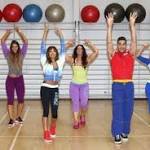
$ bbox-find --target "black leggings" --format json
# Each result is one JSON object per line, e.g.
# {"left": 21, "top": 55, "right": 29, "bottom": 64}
{"left": 40, "top": 86, "right": 59, "bottom": 118}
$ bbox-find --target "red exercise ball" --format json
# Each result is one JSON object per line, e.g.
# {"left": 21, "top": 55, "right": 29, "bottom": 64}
{"left": 0, "top": 10, "right": 3, "bottom": 22}
{"left": 81, "top": 5, "right": 100, "bottom": 23}
{"left": 3, "top": 3, "right": 22, "bottom": 22}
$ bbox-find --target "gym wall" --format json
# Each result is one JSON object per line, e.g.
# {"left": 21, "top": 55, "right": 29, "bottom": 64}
{"left": 0, "top": 0, "right": 149, "bottom": 99}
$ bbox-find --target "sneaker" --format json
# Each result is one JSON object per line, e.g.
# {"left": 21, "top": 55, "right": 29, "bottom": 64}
{"left": 121, "top": 133, "right": 128, "bottom": 142}
{"left": 80, "top": 115, "right": 86, "bottom": 126}
{"left": 114, "top": 135, "right": 122, "bottom": 144}
{"left": 8, "top": 119, "right": 15, "bottom": 128}
{"left": 73, "top": 121, "right": 79, "bottom": 129}
{"left": 15, "top": 117, "right": 23, "bottom": 125}
{"left": 44, "top": 131, "right": 52, "bottom": 143}
{"left": 50, "top": 127, "right": 56, "bottom": 138}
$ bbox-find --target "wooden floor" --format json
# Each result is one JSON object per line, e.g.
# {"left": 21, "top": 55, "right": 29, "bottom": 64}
{"left": 0, "top": 100, "right": 150, "bottom": 150}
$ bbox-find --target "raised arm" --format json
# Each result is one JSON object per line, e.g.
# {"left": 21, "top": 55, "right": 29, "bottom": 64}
{"left": 1, "top": 29, "right": 11, "bottom": 43}
{"left": 136, "top": 43, "right": 150, "bottom": 65}
{"left": 84, "top": 39, "right": 99, "bottom": 64}
{"left": 137, "top": 55, "right": 150, "bottom": 66}
{"left": 129, "top": 12, "right": 137, "bottom": 56}
{"left": 136, "top": 43, "right": 149, "bottom": 57}
{"left": 65, "top": 39, "right": 75, "bottom": 49}
{"left": 106, "top": 13, "right": 114, "bottom": 60}
{"left": 1, "top": 29, "right": 12, "bottom": 57}
{"left": 40, "top": 24, "right": 49, "bottom": 66}
{"left": 65, "top": 39, "right": 75, "bottom": 65}
{"left": 42, "top": 23, "right": 49, "bottom": 41}
{"left": 15, "top": 27, "right": 28, "bottom": 44}
{"left": 54, "top": 27, "right": 65, "bottom": 56}
{"left": 15, "top": 27, "right": 28, "bottom": 56}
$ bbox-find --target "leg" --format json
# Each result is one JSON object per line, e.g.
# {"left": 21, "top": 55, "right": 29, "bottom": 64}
{"left": 145, "top": 82, "right": 150, "bottom": 113}
{"left": 6, "top": 76, "right": 15, "bottom": 125}
{"left": 50, "top": 88, "right": 59, "bottom": 137}
{"left": 123, "top": 82, "right": 134, "bottom": 135}
{"left": 15, "top": 76, "right": 25, "bottom": 120}
{"left": 69, "top": 82, "right": 80, "bottom": 128}
{"left": 79, "top": 83, "right": 89, "bottom": 125}
{"left": 40, "top": 86, "right": 52, "bottom": 142}
{"left": 111, "top": 83, "right": 124, "bottom": 137}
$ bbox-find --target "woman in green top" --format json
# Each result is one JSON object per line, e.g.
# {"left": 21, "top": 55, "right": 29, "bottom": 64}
{"left": 66, "top": 40, "right": 99, "bottom": 129}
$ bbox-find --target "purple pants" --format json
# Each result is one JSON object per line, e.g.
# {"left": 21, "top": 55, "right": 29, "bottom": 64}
{"left": 69, "top": 82, "right": 89, "bottom": 112}
{"left": 6, "top": 75, "right": 25, "bottom": 105}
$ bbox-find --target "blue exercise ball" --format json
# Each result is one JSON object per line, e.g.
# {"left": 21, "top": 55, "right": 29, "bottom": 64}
{"left": 23, "top": 4, "right": 43, "bottom": 22}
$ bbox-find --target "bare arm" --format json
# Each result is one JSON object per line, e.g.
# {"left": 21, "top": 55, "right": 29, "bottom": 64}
{"left": 84, "top": 39, "right": 99, "bottom": 64}
{"left": 42, "top": 23, "right": 49, "bottom": 41}
{"left": 15, "top": 27, "right": 28, "bottom": 44}
{"left": 136, "top": 43, "right": 150, "bottom": 57}
{"left": 1, "top": 30, "right": 13, "bottom": 57}
{"left": 40, "top": 24, "right": 48, "bottom": 65}
{"left": 106, "top": 13, "right": 114, "bottom": 60}
{"left": 65, "top": 55, "right": 73, "bottom": 65}
{"left": 65, "top": 39, "right": 74, "bottom": 65}
{"left": 1, "top": 29, "right": 12, "bottom": 43}
{"left": 54, "top": 27, "right": 64, "bottom": 40}
{"left": 129, "top": 12, "right": 137, "bottom": 56}
{"left": 65, "top": 39, "right": 75, "bottom": 49}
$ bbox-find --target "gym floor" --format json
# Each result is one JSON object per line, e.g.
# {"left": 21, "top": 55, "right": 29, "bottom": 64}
{"left": 0, "top": 100, "right": 150, "bottom": 150}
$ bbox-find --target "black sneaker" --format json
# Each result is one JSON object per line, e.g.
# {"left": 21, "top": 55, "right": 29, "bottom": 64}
{"left": 114, "top": 135, "right": 122, "bottom": 144}
{"left": 8, "top": 119, "right": 15, "bottom": 128}
{"left": 121, "top": 133, "right": 128, "bottom": 142}
{"left": 15, "top": 117, "right": 23, "bottom": 124}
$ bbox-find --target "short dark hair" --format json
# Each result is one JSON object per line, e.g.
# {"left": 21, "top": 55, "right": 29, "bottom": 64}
{"left": 117, "top": 36, "right": 127, "bottom": 44}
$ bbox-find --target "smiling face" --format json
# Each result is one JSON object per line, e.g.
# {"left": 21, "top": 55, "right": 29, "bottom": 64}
{"left": 117, "top": 37, "right": 127, "bottom": 52}
{"left": 10, "top": 40, "right": 20, "bottom": 54}
{"left": 48, "top": 48, "right": 57, "bottom": 59}
{"left": 117, "top": 40, "right": 127, "bottom": 52}
{"left": 46, "top": 46, "right": 59, "bottom": 63}
{"left": 11, "top": 43, "right": 19, "bottom": 53}
{"left": 76, "top": 45, "right": 84, "bottom": 56}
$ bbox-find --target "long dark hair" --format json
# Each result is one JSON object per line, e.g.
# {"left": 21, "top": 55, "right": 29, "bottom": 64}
{"left": 72, "top": 44, "right": 88, "bottom": 68}
{"left": 9, "top": 40, "right": 22, "bottom": 68}
{"left": 46, "top": 46, "right": 59, "bottom": 64}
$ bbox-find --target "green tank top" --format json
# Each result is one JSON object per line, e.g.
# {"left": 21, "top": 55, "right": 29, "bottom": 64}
{"left": 72, "top": 65, "right": 88, "bottom": 84}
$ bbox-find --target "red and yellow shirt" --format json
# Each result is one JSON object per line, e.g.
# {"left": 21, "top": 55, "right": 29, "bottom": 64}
{"left": 110, "top": 50, "right": 134, "bottom": 81}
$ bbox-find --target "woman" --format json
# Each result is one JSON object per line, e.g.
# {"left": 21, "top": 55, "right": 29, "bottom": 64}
{"left": 65, "top": 40, "right": 99, "bottom": 129}
{"left": 1, "top": 27, "right": 28, "bottom": 128}
{"left": 40, "top": 24, "right": 68, "bottom": 142}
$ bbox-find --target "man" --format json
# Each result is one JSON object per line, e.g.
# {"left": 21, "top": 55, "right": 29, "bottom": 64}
{"left": 106, "top": 12, "right": 137, "bottom": 144}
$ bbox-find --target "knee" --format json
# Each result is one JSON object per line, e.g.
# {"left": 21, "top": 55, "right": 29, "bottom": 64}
{"left": 52, "top": 111, "right": 57, "bottom": 119}
{"left": 7, "top": 100, "right": 14, "bottom": 105}
{"left": 43, "top": 109, "right": 49, "bottom": 117}
{"left": 18, "top": 99, "right": 24, "bottom": 104}
{"left": 80, "top": 100, "right": 88, "bottom": 108}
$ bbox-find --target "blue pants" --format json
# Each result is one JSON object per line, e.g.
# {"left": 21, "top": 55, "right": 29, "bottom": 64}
{"left": 111, "top": 82, "right": 134, "bottom": 137}
{"left": 145, "top": 82, "right": 150, "bottom": 113}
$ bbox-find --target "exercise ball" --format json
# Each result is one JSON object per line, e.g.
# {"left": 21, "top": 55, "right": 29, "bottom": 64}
{"left": 3, "top": 3, "right": 22, "bottom": 22}
{"left": 126, "top": 3, "right": 146, "bottom": 23}
{"left": 23, "top": 4, "right": 43, "bottom": 22}
{"left": 0, "top": 10, "right": 3, "bottom": 22}
{"left": 45, "top": 4, "right": 65, "bottom": 22}
{"left": 81, "top": 5, "right": 100, "bottom": 23}
{"left": 104, "top": 3, "right": 125, "bottom": 23}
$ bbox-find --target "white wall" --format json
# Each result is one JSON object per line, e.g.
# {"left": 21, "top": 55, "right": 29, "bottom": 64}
{"left": 0, "top": 0, "right": 150, "bottom": 99}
